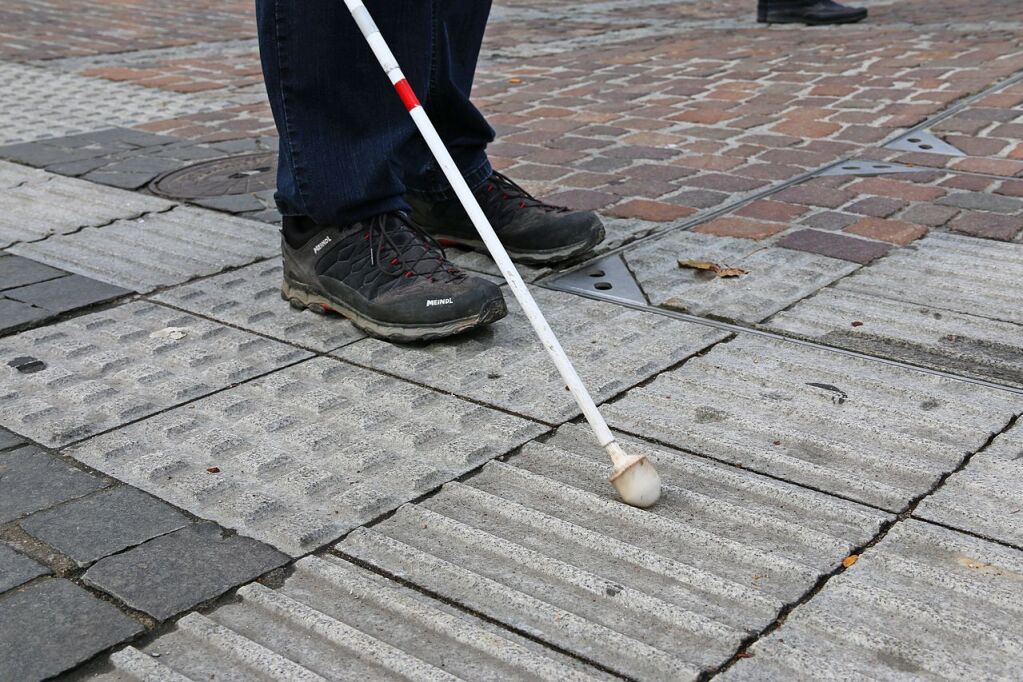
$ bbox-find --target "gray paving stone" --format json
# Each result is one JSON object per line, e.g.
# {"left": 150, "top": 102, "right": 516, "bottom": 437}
{"left": 83, "top": 522, "right": 287, "bottom": 621}
{"left": 153, "top": 260, "right": 364, "bottom": 352}
{"left": 723, "top": 521, "right": 1023, "bottom": 680}
{"left": 0, "top": 446, "right": 107, "bottom": 523}
{"left": 0, "top": 168, "right": 173, "bottom": 248}
{"left": 68, "top": 357, "right": 546, "bottom": 556}
{"left": 337, "top": 424, "right": 890, "bottom": 681}
{"left": 97, "top": 556, "right": 606, "bottom": 682}
{"left": 0, "top": 579, "right": 143, "bottom": 681}
{"left": 836, "top": 232, "right": 1023, "bottom": 325}
{"left": 767, "top": 288, "right": 1023, "bottom": 387}
{"left": 0, "top": 297, "right": 49, "bottom": 333}
{"left": 0, "top": 160, "right": 48, "bottom": 189}
{"left": 19, "top": 486, "right": 189, "bottom": 566}
{"left": 0, "top": 543, "right": 48, "bottom": 593}
{"left": 0, "top": 254, "right": 65, "bottom": 291}
{"left": 5, "top": 274, "right": 130, "bottom": 314}
{"left": 937, "top": 190, "right": 1023, "bottom": 214}
{"left": 9, "top": 206, "right": 280, "bottom": 293}
{"left": 0, "top": 427, "right": 23, "bottom": 450}
{"left": 777, "top": 228, "right": 891, "bottom": 264}
{"left": 338, "top": 286, "right": 727, "bottom": 422}
{"left": 603, "top": 335, "right": 1022, "bottom": 511}
{"left": 0, "top": 301, "right": 309, "bottom": 447}
{"left": 620, "top": 230, "right": 859, "bottom": 323}
{"left": 916, "top": 421, "right": 1023, "bottom": 548}
{"left": 0, "top": 62, "right": 230, "bottom": 146}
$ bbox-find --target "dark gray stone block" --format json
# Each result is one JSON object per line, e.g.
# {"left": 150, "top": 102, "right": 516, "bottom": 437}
{"left": 83, "top": 523, "right": 288, "bottom": 620}
{"left": 0, "top": 446, "right": 108, "bottom": 523}
{"left": 777, "top": 228, "right": 891, "bottom": 264}
{"left": 0, "top": 544, "right": 47, "bottom": 593}
{"left": 0, "top": 427, "right": 22, "bottom": 450}
{"left": 0, "top": 255, "right": 65, "bottom": 291}
{"left": 19, "top": 487, "right": 189, "bottom": 566}
{"left": 0, "top": 298, "right": 49, "bottom": 332}
{"left": 4, "top": 274, "right": 130, "bottom": 314}
{"left": 0, "top": 579, "right": 142, "bottom": 681}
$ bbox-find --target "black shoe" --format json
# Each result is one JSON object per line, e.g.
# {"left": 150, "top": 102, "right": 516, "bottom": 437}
{"left": 280, "top": 212, "right": 506, "bottom": 342}
{"left": 406, "top": 172, "right": 605, "bottom": 266}
{"left": 758, "top": 0, "right": 867, "bottom": 24}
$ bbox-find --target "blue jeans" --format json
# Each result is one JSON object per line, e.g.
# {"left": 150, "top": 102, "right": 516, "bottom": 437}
{"left": 256, "top": 0, "right": 495, "bottom": 234}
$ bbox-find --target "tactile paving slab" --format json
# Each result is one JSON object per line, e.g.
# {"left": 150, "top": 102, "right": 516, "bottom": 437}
{"left": 0, "top": 301, "right": 308, "bottom": 447}
{"left": 835, "top": 232, "right": 1023, "bottom": 325}
{"left": 767, "top": 287, "right": 1023, "bottom": 388}
{"left": 336, "top": 424, "right": 890, "bottom": 682}
{"left": 9, "top": 206, "right": 279, "bottom": 293}
{"left": 68, "top": 357, "right": 545, "bottom": 556}
{"left": 153, "top": 260, "right": 365, "bottom": 352}
{"left": 603, "top": 335, "right": 1021, "bottom": 511}
{"left": 337, "top": 286, "right": 728, "bottom": 423}
{"left": 916, "top": 420, "right": 1023, "bottom": 548}
{"left": 618, "top": 230, "right": 859, "bottom": 323}
{"left": 723, "top": 521, "right": 1023, "bottom": 680}
{"left": 0, "top": 62, "right": 230, "bottom": 146}
{"left": 0, "top": 160, "right": 47, "bottom": 189}
{"left": 0, "top": 167, "right": 173, "bottom": 248}
{"left": 96, "top": 555, "right": 607, "bottom": 681}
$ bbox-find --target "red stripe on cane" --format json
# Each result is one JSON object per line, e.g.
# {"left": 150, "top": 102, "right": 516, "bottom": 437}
{"left": 394, "top": 79, "right": 420, "bottom": 110}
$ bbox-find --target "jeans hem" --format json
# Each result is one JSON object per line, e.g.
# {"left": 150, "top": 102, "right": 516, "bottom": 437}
{"left": 404, "top": 157, "right": 493, "bottom": 203}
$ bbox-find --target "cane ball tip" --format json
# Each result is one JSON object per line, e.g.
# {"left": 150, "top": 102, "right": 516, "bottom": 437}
{"left": 610, "top": 456, "right": 661, "bottom": 508}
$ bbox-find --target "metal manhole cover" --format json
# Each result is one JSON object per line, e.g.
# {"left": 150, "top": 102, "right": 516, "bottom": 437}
{"left": 150, "top": 152, "right": 277, "bottom": 199}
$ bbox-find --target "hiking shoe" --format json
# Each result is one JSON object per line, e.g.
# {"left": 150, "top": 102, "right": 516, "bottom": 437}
{"left": 280, "top": 212, "right": 506, "bottom": 342}
{"left": 758, "top": 0, "right": 867, "bottom": 24}
{"left": 406, "top": 171, "right": 605, "bottom": 265}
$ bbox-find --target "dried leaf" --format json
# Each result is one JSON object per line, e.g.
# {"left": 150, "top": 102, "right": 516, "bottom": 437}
{"left": 842, "top": 554, "right": 859, "bottom": 568}
{"left": 508, "top": 78, "right": 523, "bottom": 84}
{"left": 206, "top": 466, "right": 221, "bottom": 474}
{"left": 678, "top": 259, "right": 747, "bottom": 278}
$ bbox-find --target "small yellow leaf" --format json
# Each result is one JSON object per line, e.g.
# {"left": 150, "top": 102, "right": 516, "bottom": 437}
{"left": 842, "top": 555, "right": 859, "bottom": 568}
{"left": 508, "top": 78, "right": 523, "bottom": 84}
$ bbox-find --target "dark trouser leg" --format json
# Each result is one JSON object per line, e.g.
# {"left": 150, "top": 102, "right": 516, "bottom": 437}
{"left": 256, "top": 0, "right": 493, "bottom": 246}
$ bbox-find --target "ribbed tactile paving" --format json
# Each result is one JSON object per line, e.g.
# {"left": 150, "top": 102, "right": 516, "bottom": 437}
{"left": 8, "top": 206, "right": 279, "bottom": 293}
{"left": 0, "top": 160, "right": 47, "bottom": 190}
{"left": 337, "top": 286, "right": 728, "bottom": 422}
{"left": 603, "top": 335, "right": 1021, "bottom": 510}
{"left": 68, "top": 358, "right": 545, "bottom": 556}
{"left": 154, "top": 260, "right": 364, "bottom": 352}
{"left": 620, "top": 230, "right": 859, "bottom": 323}
{"left": 336, "top": 424, "right": 890, "bottom": 682}
{"left": 835, "top": 232, "right": 1023, "bottom": 325}
{"left": 767, "top": 288, "right": 1023, "bottom": 387}
{"left": 916, "top": 420, "right": 1023, "bottom": 547}
{"left": 723, "top": 521, "right": 1023, "bottom": 680}
{"left": 97, "top": 554, "right": 606, "bottom": 682}
{"left": 0, "top": 301, "right": 308, "bottom": 447}
{"left": 0, "top": 168, "right": 173, "bottom": 248}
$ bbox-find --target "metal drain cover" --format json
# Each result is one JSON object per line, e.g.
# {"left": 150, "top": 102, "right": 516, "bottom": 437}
{"left": 150, "top": 152, "right": 277, "bottom": 199}
{"left": 883, "top": 130, "right": 966, "bottom": 157}
{"left": 547, "top": 254, "right": 647, "bottom": 306}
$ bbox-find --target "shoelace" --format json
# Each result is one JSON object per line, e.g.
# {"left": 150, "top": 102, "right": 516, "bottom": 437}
{"left": 477, "top": 171, "right": 568, "bottom": 220}
{"left": 365, "top": 212, "right": 464, "bottom": 283}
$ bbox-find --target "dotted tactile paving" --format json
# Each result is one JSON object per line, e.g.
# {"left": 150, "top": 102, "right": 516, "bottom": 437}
{"left": 68, "top": 357, "right": 546, "bottom": 556}
{"left": 0, "top": 301, "right": 309, "bottom": 447}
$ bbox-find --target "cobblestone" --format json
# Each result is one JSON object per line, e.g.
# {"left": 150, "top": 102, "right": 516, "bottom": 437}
{"left": 0, "top": 446, "right": 108, "bottom": 523}
{"left": 0, "top": 543, "right": 48, "bottom": 594}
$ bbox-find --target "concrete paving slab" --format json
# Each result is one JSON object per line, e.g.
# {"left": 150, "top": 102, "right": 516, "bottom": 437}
{"left": 0, "top": 297, "right": 50, "bottom": 334}
{"left": 0, "top": 446, "right": 108, "bottom": 523}
{"left": 836, "top": 232, "right": 1023, "bottom": 325}
{"left": 0, "top": 255, "right": 66, "bottom": 292}
{"left": 767, "top": 287, "right": 1023, "bottom": 387}
{"left": 603, "top": 335, "right": 1022, "bottom": 511}
{"left": 723, "top": 521, "right": 1023, "bottom": 680}
{"left": 0, "top": 543, "right": 48, "bottom": 594}
{"left": 8, "top": 206, "right": 279, "bottom": 293}
{"left": 620, "top": 230, "right": 859, "bottom": 323}
{"left": 0, "top": 161, "right": 47, "bottom": 190}
{"left": 0, "top": 301, "right": 309, "bottom": 447}
{"left": 0, "top": 170, "right": 172, "bottom": 248}
{"left": 19, "top": 486, "right": 189, "bottom": 566}
{"left": 5, "top": 274, "right": 130, "bottom": 315}
{"left": 153, "top": 260, "right": 365, "bottom": 352}
{"left": 96, "top": 555, "right": 608, "bottom": 681}
{"left": 336, "top": 286, "right": 728, "bottom": 423}
{"left": 0, "top": 61, "right": 229, "bottom": 146}
{"left": 68, "top": 357, "right": 546, "bottom": 556}
{"left": 0, "top": 579, "right": 142, "bottom": 682}
{"left": 337, "top": 424, "right": 890, "bottom": 682}
{"left": 83, "top": 522, "right": 287, "bottom": 621}
{"left": 916, "top": 420, "right": 1023, "bottom": 548}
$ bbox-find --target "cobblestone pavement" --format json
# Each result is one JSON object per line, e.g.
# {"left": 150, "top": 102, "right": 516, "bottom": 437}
{"left": 2, "top": 0, "right": 1023, "bottom": 680}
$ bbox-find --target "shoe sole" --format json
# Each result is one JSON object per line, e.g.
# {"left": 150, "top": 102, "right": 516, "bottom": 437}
{"left": 281, "top": 277, "right": 507, "bottom": 343}
{"left": 434, "top": 225, "right": 606, "bottom": 266}
{"left": 757, "top": 13, "right": 866, "bottom": 24}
